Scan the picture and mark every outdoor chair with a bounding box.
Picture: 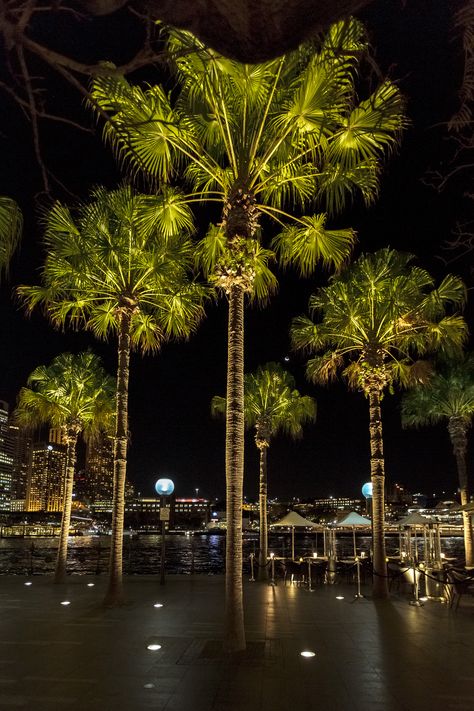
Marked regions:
[359,558,372,584]
[336,560,355,583]
[310,560,328,585]
[446,569,474,611]
[283,560,305,586]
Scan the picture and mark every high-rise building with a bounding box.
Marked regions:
[26,440,67,512]
[0,401,14,511]
[84,433,114,503]
[8,421,33,508]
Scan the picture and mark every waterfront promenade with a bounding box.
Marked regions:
[0,574,473,710]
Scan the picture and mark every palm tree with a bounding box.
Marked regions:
[14,351,115,583]
[291,248,467,598]
[0,196,22,280]
[18,184,207,604]
[212,362,316,579]
[401,354,474,567]
[91,19,405,650]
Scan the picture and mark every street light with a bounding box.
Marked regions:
[155,477,175,586]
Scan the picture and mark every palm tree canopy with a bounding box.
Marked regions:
[291,247,468,394]
[401,353,474,428]
[212,361,316,442]
[17,185,207,351]
[0,196,22,280]
[14,351,116,439]
[91,19,406,283]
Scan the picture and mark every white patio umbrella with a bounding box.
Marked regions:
[335,511,372,557]
[270,511,318,560]
[397,512,430,562]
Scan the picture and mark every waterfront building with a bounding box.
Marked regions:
[26,438,67,512]
[313,497,363,512]
[8,421,33,508]
[0,401,14,511]
[84,433,114,502]
[174,498,210,529]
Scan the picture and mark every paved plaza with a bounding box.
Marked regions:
[0,573,473,710]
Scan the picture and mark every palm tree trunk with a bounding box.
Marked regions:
[224,283,246,653]
[448,417,474,568]
[368,388,388,598]
[258,444,268,581]
[104,308,132,606]
[54,429,78,584]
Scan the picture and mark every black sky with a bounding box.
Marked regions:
[0,1,472,502]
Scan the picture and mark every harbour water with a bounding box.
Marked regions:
[0,532,464,576]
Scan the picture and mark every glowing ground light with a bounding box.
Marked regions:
[87,583,95,587]
[24,582,32,586]
[60,601,71,606]
[153,603,163,608]
[300,651,316,658]
[147,644,162,651]
[144,683,155,689]
[336,596,345,600]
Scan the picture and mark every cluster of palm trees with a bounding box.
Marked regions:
[0,18,471,654]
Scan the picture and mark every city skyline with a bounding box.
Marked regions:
[0,3,472,502]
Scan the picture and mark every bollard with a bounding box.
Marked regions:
[270,553,276,586]
[249,552,255,582]
[354,557,364,599]
[307,559,313,592]
[409,559,424,607]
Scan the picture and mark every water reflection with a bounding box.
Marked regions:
[0,532,464,576]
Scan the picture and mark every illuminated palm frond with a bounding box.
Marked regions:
[0,196,22,280]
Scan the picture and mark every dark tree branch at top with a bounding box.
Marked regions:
[0,0,376,194]
[80,0,374,63]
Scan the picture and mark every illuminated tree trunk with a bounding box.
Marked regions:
[54,428,79,584]
[448,417,474,568]
[224,283,246,652]
[257,442,268,581]
[104,308,132,606]
[368,387,388,598]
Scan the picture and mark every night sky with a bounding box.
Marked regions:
[0,2,472,502]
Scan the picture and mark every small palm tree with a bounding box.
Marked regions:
[91,19,405,650]
[401,354,474,567]
[291,248,467,598]
[18,184,207,604]
[212,362,316,579]
[0,196,22,280]
[14,351,115,583]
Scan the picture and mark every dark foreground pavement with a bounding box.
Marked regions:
[0,574,473,711]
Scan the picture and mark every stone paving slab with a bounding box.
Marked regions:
[0,574,472,710]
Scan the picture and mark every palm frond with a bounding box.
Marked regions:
[273,214,356,275]
[0,196,22,279]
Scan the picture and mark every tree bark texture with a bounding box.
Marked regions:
[368,388,388,598]
[258,444,268,581]
[224,284,246,653]
[448,417,474,568]
[104,309,132,606]
[54,430,78,584]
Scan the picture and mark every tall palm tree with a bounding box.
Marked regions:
[18,184,207,604]
[212,362,316,579]
[291,248,467,598]
[91,19,405,651]
[0,196,22,280]
[401,354,474,567]
[14,351,115,583]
